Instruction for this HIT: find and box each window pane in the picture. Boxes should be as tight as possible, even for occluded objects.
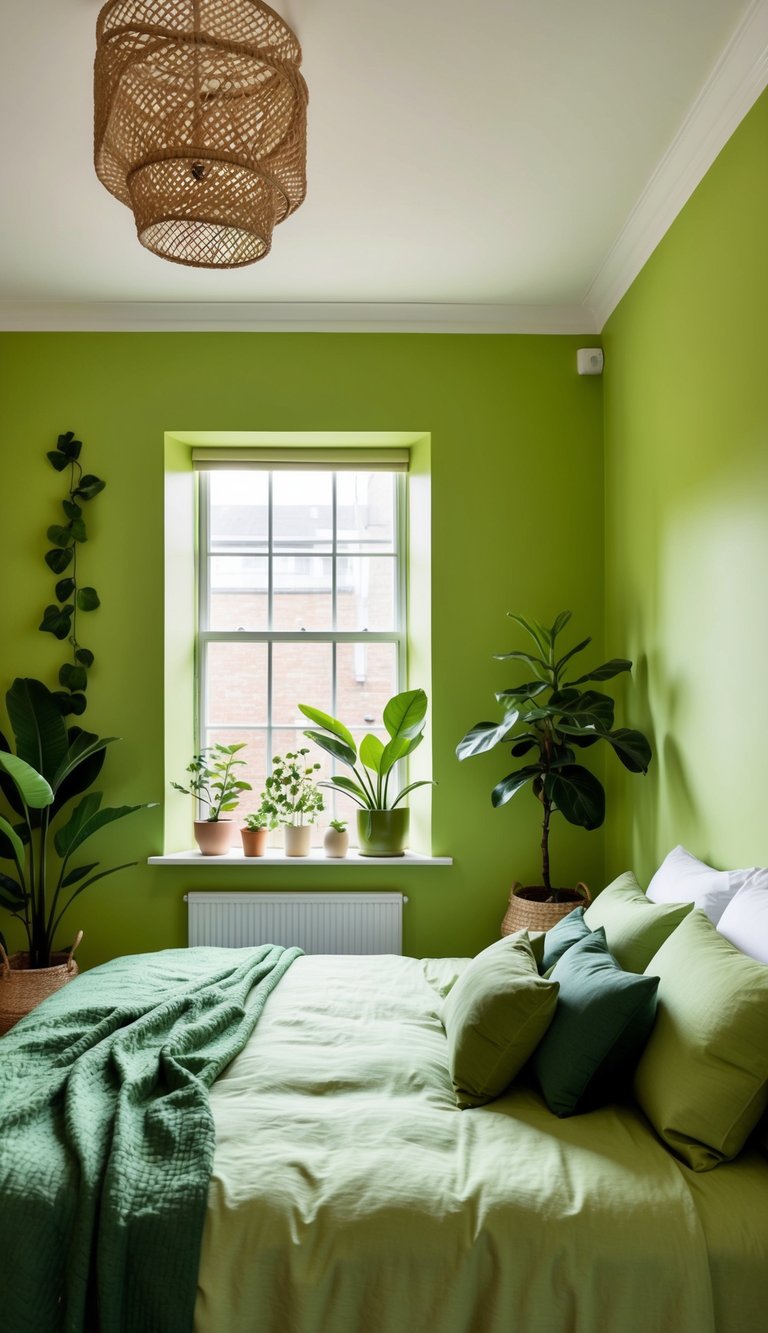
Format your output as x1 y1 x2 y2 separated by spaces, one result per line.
205 643 267 726
209 472 268 552
337 472 395 553
335 642 398 731
336 556 396 630
273 554 333 630
273 472 332 551
272 642 333 724
209 556 268 630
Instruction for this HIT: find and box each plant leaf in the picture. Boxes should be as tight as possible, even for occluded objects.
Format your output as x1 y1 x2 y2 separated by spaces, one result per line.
317 776 370 809
46 451 69 472
51 732 119 795
605 728 652 773
557 690 615 732
491 765 541 808
555 637 592 674
75 648 95 668
53 691 88 718
39 604 74 640
73 474 106 501
54 800 153 860
383 689 428 742
0 752 54 809
298 704 356 754
0 813 25 866
544 765 605 829
359 733 385 775
55 577 76 602
568 658 633 685
60 862 99 889
495 681 548 702
59 663 88 692
390 778 435 808
6 677 70 782
506 613 552 657
456 713 519 760
550 610 572 641
57 432 81 460
62 500 82 521
302 729 357 769
44 547 73 574
0 872 24 908
381 732 421 775
492 649 549 680
46 524 73 548
77 587 100 612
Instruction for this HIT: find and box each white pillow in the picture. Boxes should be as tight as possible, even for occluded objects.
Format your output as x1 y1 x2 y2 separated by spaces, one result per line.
646 845 753 926
716 871 768 964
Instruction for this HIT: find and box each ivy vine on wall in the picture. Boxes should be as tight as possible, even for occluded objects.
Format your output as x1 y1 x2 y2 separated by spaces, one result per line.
40 431 106 716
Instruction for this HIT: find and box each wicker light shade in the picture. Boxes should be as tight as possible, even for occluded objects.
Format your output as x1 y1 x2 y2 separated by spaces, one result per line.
94 0 308 268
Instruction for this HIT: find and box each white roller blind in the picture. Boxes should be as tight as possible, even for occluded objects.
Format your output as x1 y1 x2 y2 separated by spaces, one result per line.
192 447 409 471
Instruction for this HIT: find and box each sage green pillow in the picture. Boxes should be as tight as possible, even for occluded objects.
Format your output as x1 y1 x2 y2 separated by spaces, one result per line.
584 871 692 972
633 910 768 1170
443 932 559 1109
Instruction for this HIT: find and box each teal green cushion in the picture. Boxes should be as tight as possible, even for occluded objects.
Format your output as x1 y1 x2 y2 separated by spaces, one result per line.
443 932 559 1109
633 910 768 1170
533 927 659 1118
540 907 590 973
584 871 692 972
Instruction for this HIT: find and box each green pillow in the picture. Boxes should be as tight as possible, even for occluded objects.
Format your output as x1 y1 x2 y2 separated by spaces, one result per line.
443 932 558 1109
633 910 768 1170
584 871 692 972
533 927 659 1117
540 906 590 973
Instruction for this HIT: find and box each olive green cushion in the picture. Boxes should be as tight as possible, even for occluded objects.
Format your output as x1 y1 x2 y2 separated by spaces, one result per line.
584 871 692 972
633 910 768 1170
442 932 559 1109
540 906 591 974
533 928 659 1117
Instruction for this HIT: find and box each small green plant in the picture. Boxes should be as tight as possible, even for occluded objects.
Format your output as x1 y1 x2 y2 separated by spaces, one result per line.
0 677 155 968
242 805 276 832
299 689 434 810
171 743 251 821
40 431 106 717
456 611 652 898
261 750 324 827
329 818 348 833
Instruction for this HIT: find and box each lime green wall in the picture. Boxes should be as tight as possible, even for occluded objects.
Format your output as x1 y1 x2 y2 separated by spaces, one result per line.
0 332 604 965
603 88 768 882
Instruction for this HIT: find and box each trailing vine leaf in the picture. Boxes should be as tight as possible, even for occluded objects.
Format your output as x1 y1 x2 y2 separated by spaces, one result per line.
41 432 106 715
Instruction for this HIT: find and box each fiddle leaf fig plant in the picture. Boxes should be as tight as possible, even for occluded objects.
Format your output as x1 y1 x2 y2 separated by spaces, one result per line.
0 676 156 968
456 612 652 899
40 431 106 716
299 688 434 810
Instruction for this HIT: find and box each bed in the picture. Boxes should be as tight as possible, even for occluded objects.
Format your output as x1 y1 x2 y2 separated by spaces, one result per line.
2 924 767 1333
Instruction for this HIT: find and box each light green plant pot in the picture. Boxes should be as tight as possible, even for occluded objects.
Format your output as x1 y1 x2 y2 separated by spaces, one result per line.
357 808 409 857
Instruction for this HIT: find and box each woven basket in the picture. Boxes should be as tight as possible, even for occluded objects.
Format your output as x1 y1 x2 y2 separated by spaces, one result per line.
0 933 82 1035
501 883 590 937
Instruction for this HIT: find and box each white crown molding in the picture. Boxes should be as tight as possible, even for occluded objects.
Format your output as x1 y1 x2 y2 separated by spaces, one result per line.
0 300 597 336
585 0 768 330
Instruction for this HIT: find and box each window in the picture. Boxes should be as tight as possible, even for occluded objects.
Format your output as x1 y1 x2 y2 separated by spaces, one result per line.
197 465 406 841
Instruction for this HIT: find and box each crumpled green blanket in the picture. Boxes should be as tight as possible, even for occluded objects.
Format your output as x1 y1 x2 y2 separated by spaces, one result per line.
0 944 302 1333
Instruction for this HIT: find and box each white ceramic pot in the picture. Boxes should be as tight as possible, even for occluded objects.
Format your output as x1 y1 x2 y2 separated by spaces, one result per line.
323 827 349 858
284 824 312 857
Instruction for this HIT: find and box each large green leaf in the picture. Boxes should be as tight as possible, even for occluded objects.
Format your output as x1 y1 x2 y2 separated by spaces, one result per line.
298 704 356 755
383 689 427 742
6 678 70 782
557 690 615 732
51 732 118 794
495 681 548 703
359 734 385 774
77 587 100 612
390 778 435 808
0 872 24 909
44 546 73 574
0 813 25 866
506 613 552 657
569 658 632 685
318 775 371 809
0 753 53 809
54 799 151 860
381 732 421 775
605 728 652 773
555 637 591 674
544 765 605 829
302 728 357 769
492 649 549 680
550 610 572 640
60 862 99 889
491 765 541 808
456 713 519 760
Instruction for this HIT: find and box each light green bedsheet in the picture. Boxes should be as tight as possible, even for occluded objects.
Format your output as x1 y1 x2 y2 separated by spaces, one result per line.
196 954 768 1333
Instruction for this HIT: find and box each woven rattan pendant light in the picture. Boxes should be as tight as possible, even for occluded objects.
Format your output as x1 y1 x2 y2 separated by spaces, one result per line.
94 0 308 268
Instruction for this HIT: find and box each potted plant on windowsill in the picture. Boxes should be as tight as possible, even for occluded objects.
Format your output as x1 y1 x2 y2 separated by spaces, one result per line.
456 612 652 932
171 742 251 855
240 805 275 858
299 689 434 858
260 750 324 857
323 818 349 859
0 677 155 1031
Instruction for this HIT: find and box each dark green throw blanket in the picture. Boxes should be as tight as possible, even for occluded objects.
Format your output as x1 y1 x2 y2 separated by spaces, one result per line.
0 944 302 1333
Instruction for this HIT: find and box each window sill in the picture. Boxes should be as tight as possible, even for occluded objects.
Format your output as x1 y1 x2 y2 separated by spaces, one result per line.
148 849 453 867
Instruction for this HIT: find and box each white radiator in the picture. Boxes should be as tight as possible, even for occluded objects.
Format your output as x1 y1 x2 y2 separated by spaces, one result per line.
185 891 405 954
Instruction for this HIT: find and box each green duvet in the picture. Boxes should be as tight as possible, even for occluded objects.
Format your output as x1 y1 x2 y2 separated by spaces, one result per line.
198 954 768 1333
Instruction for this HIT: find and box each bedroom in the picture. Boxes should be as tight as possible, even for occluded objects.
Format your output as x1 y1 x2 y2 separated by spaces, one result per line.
1 2 767 1331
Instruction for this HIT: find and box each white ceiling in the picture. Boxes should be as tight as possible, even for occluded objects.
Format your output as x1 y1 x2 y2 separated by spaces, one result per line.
0 0 765 331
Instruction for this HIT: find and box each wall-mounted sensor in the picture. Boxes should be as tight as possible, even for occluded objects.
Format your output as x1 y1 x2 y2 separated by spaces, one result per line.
577 348 604 376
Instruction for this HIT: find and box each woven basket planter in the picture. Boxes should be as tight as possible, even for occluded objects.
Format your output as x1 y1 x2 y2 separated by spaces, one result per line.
501 882 591 937
0 938 81 1035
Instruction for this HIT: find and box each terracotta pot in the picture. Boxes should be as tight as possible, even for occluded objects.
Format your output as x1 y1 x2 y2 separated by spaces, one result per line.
194 819 234 855
357 808 409 857
241 826 269 857
323 827 349 858
500 882 591 936
284 824 312 857
0 932 82 1035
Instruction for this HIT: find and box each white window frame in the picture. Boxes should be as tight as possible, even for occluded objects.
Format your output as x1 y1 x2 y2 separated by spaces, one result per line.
196 467 407 808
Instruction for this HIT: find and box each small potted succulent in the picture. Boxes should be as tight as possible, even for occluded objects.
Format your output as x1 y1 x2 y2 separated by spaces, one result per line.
324 818 349 859
299 688 434 857
240 805 274 858
261 749 324 857
171 741 251 855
